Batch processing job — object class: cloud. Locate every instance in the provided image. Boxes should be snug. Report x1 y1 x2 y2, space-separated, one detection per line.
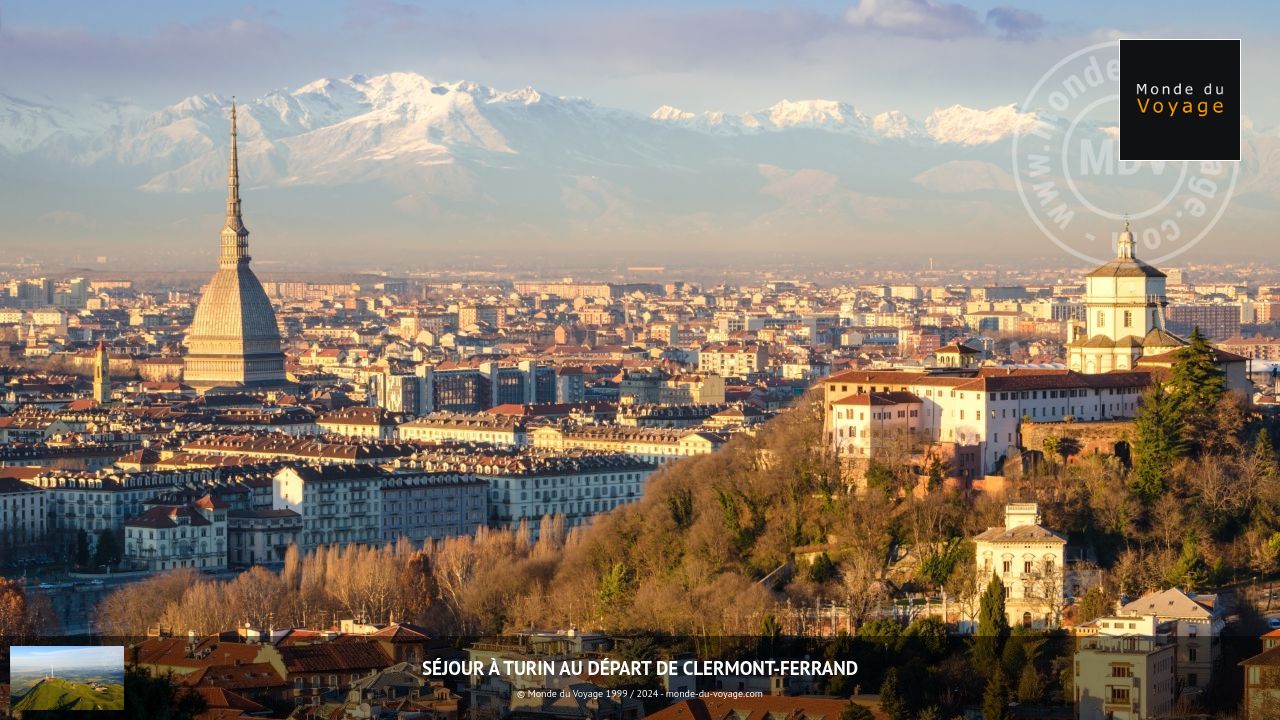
845 0 983 40
985 6 1045 41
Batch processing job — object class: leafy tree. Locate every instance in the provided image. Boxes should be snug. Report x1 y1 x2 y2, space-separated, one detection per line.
1017 664 1043 703
94 530 120 567
1131 381 1185 503
1074 586 1115 625
839 704 875 720
596 562 634 614
1169 328 1227 413
975 572 1010 669
982 670 1011 720
878 668 911 720
1166 532 1209 591
74 528 90 567
903 616 948 658
123 664 208 720
1168 327 1227 454
808 552 837 584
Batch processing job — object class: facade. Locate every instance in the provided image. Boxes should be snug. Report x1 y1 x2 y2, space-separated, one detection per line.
824 367 1149 477
1120 588 1224 693
529 425 726 465
479 454 655 536
124 495 229 572
1074 614 1177 720
380 471 487 544
0 477 46 550
227 508 302 566
1066 222 1184 374
1240 629 1280 720
698 342 767 378
316 407 399 440
272 464 384 551
397 413 528 446
973 503 1067 629
183 102 287 391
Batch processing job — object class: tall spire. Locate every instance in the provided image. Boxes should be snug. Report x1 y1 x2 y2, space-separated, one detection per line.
219 97 250 268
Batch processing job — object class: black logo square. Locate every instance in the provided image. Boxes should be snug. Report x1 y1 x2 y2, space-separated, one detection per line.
1119 39 1240 161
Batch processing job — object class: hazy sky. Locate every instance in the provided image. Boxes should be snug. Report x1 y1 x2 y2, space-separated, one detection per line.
2 0 1278 269
10 645 122 670
3 0 1278 120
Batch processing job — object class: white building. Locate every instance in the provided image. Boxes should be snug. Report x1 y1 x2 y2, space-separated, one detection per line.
973 503 1067 629
824 368 1148 477
480 454 655 537
124 495 228 572
272 464 384 551
1074 614 1177 720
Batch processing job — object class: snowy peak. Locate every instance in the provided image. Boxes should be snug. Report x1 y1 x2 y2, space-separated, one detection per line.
648 99 1039 145
924 103 1042 146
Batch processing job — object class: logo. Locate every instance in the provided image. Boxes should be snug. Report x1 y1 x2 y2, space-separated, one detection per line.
1012 41 1238 265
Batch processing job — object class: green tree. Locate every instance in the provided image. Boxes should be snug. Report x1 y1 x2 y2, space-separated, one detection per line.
74 529 90 567
982 670 1011 720
1131 381 1185 503
596 562 633 615
808 552 837 584
839 704 875 720
94 530 120 567
1017 664 1043 703
1166 532 1209 591
878 668 911 720
975 572 1010 669
1168 327 1227 454
123 664 208 720
1074 586 1115 625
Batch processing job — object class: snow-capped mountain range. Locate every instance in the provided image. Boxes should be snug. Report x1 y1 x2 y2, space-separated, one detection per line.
1 71 1274 264
0 71 1046 191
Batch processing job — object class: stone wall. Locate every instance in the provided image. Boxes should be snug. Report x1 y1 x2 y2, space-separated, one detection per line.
1019 419 1135 467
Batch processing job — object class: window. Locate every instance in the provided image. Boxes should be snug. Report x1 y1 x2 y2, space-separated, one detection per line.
1003 560 1011 573
1109 687 1130 703
1097 310 1105 326
1123 310 1133 327
1111 665 1132 678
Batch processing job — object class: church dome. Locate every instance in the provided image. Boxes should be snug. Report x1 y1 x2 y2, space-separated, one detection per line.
1086 221 1166 278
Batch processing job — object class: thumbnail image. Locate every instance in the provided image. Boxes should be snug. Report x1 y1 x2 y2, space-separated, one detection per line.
7 647 124 713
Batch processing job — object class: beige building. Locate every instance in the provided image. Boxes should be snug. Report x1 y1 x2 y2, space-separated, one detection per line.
1120 588 1224 693
973 503 1066 629
529 425 725 465
1074 613 1177 720
398 412 528 446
